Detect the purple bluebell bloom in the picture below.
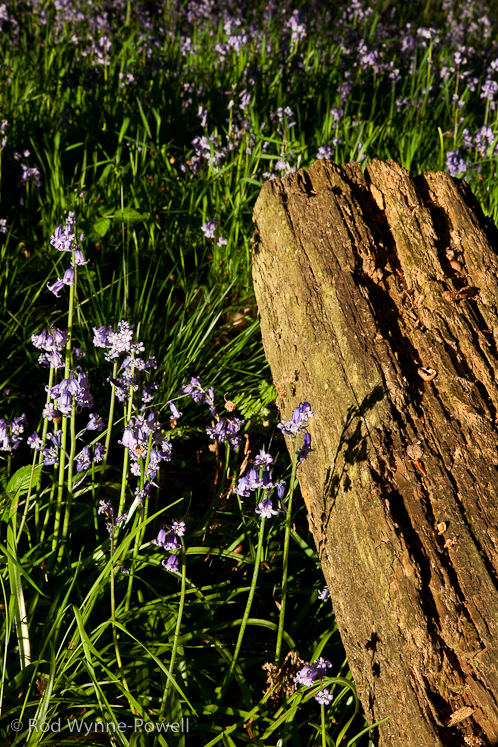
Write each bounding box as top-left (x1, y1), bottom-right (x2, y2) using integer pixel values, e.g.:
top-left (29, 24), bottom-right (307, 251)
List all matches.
top-left (93, 442), bottom-right (105, 462)
top-left (62, 267), bottom-right (74, 286)
top-left (168, 401), bottom-right (183, 419)
top-left (42, 446), bottom-right (59, 466)
top-left (246, 468), bottom-right (262, 491)
top-left (315, 689), bottom-right (333, 705)
top-left (98, 500), bottom-right (114, 516)
top-left (162, 554), bottom-right (179, 572)
top-left (318, 587), bottom-right (330, 601)
top-left (253, 449), bottom-right (274, 469)
top-left (153, 527), bottom-right (167, 547)
top-left (172, 520), bottom-right (186, 536)
top-left (87, 413), bottom-right (104, 431)
top-left (234, 476), bottom-right (251, 497)
top-left (255, 498), bottom-right (279, 518)
top-left (75, 446), bottom-right (91, 473)
top-left (28, 432), bottom-right (43, 450)
top-left (261, 470), bottom-right (274, 490)
top-left (276, 479), bottom-right (287, 500)
top-left (72, 249), bottom-right (90, 266)
top-left (47, 277), bottom-right (66, 298)
top-left (294, 657), bottom-right (332, 687)
top-left (56, 391), bottom-right (73, 416)
top-left (294, 664), bottom-right (320, 687)
top-left (42, 403), bottom-right (61, 421)
top-left (278, 401), bottom-right (314, 437)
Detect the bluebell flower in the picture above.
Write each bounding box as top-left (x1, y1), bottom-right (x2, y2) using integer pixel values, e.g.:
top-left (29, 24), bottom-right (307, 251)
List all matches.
top-left (318, 586), bottom-right (330, 601)
top-left (164, 530), bottom-right (180, 551)
top-left (62, 267), bottom-right (74, 286)
top-left (253, 449), bottom-right (274, 469)
top-left (28, 432), bottom-right (43, 450)
top-left (42, 403), bottom-right (61, 421)
top-left (294, 657), bottom-right (332, 687)
top-left (72, 249), bottom-right (90, 266)
top-left (276, 479), bottom-right (287, 500)
top-left (315, 689), bottom-right (333, 705)
top-left (42, 447), bottom-right (59, 466)
top-left (75, 446), bottom-right (91, 473)
top-left (31, 328), bottom-right (49, 349)
top-left (46, 430), bottom-right (62, 447)
top-left (98, 500), bottom-right (114, 516)
top-left (261, 470), bottom-right (274, 489)
top-left (234, 476), bottom-right (251, 497)
top-left (86, 413), bottom-right (104, 431)
top-left (50, 222), bottom-right (76, 252)
top-left (172, 520), bottom-right (186, 536)
top-left (168, 401), bottom-right (183, 419)
top-left (246, 468), bottom-right (262, 491)
top-left (277, 401), bottom-right (314, 437)
top-left (93, 324), bottom-right (112, 348)
top-left (294, 664), bottom-right (320, 687)
top-left (56, 391), bottom-right (73, 416)
top-left (162, 554), bottom-right (179, 572)
top-left (121, 428), bottom-right (138, 449)
top-left (255, 498), bottom-right (279, 518)
top-left (93, 442), bottom-right (105, 462)
top-left (153, 527), bottom-right (167, 547)
top-left (47, 277), bottom-right (66, 298)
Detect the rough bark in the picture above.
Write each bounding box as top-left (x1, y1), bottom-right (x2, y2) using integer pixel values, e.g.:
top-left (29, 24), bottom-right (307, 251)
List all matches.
top-left (252, 159), bottom-right (498, 747)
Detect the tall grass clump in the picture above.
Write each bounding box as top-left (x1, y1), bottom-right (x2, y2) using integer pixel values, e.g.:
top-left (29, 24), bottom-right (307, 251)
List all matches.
top-left (1, 0), bottom-right (498, 744)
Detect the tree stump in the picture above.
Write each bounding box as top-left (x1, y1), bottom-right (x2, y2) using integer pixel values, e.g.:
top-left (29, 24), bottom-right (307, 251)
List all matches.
top-left (252, 159), bottom-right (498, 747)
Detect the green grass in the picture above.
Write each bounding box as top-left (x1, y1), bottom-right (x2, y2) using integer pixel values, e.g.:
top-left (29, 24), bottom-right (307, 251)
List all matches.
top-left (1, 0), bottom-right (498, 744)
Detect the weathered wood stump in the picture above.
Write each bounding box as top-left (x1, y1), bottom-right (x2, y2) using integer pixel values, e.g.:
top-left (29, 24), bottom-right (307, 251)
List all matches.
top-left (252, 159), bottom-right (498, 747)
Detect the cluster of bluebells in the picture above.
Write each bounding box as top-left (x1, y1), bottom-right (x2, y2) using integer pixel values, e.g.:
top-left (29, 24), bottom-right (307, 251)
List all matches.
top-left (277, 401), bottom-right (315, 463)
top-left (295, 657), bottom-right (334, 705)
top-left (201, 216), bottom-right (227, 247)
top-left (446, 124), bottom-right (498, 179)
top-left (179, 376), bottom-right (245, 451)
top-left (93, 321), bottom-right (158, 402)
top-left (27, 370), bottom-right (105, 470)
top-left (98, 500), bottom-right (127, 541)
top-left (120, 412), bottom-right (172, 481)
top-left (0, 414), bottom-right (28, 452)
top-left (47, 213), bottom-right (89, 298)
top-left (31, 325), bottom-right (68, 369)
top-left (153, 519), bottom-right (186, 572)
top-left (234, 448), bottom-right (286, 519)
top-left (230, 400), bottom-right (314, 517)
top-left (93, 320), bottom-right (171, 482)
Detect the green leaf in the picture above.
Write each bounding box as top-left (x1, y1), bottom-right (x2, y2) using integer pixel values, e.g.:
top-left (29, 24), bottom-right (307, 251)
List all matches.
top-left (113, 207), bottom-right (147, 223)
top-left (6, 465), bottom-right (41, 496)
top-left (93, 216), bottom-right (111, 237)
